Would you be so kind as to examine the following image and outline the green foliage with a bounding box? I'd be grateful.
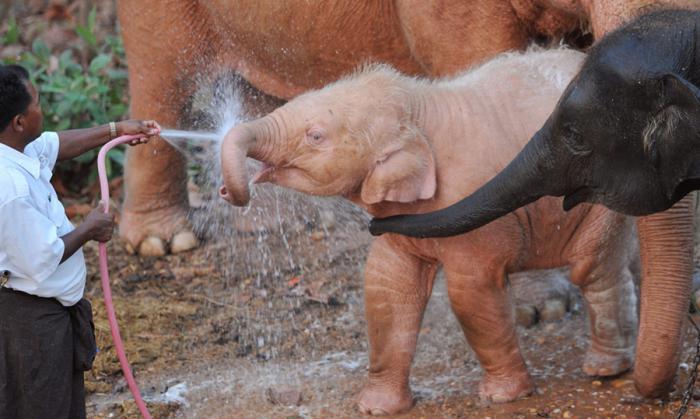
[1,8,130,187]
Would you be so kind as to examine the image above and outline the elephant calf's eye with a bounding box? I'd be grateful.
[306,130,325,145]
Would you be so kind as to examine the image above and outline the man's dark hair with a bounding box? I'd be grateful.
[0,65,31,131]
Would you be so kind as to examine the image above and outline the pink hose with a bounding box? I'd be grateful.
[97,134,152,419]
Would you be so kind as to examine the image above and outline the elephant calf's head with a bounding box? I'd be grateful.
[219,64,436,207]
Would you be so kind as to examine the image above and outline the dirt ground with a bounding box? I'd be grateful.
[75,189,700,419]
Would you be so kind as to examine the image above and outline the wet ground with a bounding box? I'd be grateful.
[78,193,700,419]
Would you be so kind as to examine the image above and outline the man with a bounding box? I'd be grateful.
[0,63,160,418]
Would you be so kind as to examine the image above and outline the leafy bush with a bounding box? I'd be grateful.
[1,9,130,188]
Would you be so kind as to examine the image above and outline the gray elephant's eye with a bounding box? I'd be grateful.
[561,129,591,156]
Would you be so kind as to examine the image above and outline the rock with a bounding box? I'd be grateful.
[540,298,567,322]
[612,378,632,389]
[266,388,302,406]
[310,231,325,241]
[509,268,574,325]
[515,304,537,327]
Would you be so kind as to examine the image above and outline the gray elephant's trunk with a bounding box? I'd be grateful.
[369,131,560,237]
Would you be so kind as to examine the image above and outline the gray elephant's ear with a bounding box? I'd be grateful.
[658,73,700,109]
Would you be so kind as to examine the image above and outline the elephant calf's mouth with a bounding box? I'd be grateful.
[252,163,276,184]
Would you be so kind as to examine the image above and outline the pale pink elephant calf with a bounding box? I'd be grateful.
[219,48,638,415]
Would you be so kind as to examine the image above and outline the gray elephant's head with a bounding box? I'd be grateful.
[369,9,700,238]
[540,67,700,215]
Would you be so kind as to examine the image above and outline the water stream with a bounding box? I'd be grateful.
[154,76,369,363]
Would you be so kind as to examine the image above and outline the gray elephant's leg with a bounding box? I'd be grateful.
[445,268,532,403]
[572,260,637,377]
[357,237,438,416]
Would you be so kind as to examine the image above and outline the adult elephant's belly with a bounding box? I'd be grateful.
[202,0,425,99]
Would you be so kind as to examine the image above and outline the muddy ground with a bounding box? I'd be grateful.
[72,187,700,419]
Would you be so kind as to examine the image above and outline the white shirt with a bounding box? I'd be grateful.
[0,132,86,306]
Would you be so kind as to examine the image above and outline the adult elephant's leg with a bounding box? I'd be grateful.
[634,194,695,397]
[117,1,216,256]
[445,267,532,403]
[358,237,438,416]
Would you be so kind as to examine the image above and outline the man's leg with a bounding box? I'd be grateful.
[0,288,77,419]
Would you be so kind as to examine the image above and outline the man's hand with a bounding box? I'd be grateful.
[117,120,162,145]
[83,202,116,242]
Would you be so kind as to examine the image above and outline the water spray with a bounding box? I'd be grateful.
[159,128,220,142]
[97,134,152,419]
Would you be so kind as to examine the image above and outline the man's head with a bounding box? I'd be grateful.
[0,65,42,148]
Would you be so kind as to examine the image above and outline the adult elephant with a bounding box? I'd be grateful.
[116,0,693,256]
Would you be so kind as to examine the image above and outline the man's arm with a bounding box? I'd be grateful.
[57,120,161,161]
[56,124,112,161]
[60,203,114,262]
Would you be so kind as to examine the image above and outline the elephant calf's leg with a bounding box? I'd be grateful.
[446,269,532,403]
[358,238,438,416]
[574,262,637,377]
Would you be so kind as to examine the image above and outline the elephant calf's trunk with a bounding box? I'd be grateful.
[219,124,258,206]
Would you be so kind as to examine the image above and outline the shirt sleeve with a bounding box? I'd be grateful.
[24,132,60,171]
[0,196,65,283]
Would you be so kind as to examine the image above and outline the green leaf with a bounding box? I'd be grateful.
[87,8,96,32]
[109,148,125,166]
[2,16,19,45]
[58,50,74,69]
[89,54,111,74]
[31,39,50,61]
[75,150,97,164]
[75,25,96,48]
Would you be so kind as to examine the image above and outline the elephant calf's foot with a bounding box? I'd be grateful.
[357,382,413,416]
[582,346,633,377]
[478,372,533,404]
[120,207,199,257]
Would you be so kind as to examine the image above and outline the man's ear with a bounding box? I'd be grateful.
[658,73,700,110]
[12,114,25,133]
[360,128,436,205]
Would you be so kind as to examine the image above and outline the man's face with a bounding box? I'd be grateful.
[22,82,42,141]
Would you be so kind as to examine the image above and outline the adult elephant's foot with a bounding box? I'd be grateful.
[478,372,533,404]
[510,268,573,327]
[582,346,633,377]
[356,382,413,416]
[120,207,199,257]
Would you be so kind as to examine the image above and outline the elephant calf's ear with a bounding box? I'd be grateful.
[360,136,436,205]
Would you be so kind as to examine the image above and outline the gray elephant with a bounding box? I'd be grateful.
[370,9,700,398]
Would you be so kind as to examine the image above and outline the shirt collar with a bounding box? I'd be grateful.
[0,142,40,179]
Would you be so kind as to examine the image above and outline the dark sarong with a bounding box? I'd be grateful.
[0,287,89,419]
